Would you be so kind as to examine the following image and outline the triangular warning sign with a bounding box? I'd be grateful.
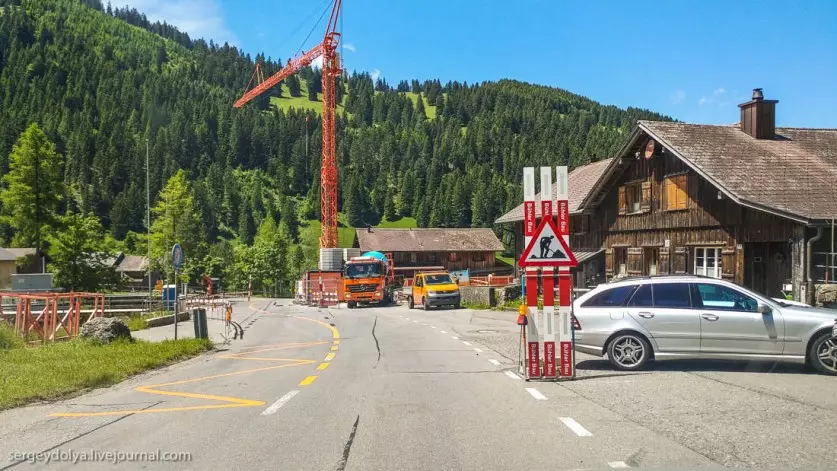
[518,217,578,267]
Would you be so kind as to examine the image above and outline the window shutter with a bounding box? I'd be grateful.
[640,181,652,213]
[627,248,643,275]
[721,248,735,279]
[673,247,688,274]
[676,175,688,209]
[658,247,670,274]
[605,248,614,277]
[618,186,627,215]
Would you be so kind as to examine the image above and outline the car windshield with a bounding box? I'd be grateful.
[425,274,453,285]
[344,263,381,279]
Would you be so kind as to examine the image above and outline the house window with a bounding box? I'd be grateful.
[472,252,485,262]
[664,174,688,210]
[619,182,648,215]
[695,247,722,278]
[410,253,417,263]
[449,253,459,262]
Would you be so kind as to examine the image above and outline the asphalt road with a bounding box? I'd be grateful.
[1,299,836,470]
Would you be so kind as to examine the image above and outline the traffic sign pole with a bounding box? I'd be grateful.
[172,244,184,341]
[556,166,574,378]
[540,167,557,378]
[522,168,539,378]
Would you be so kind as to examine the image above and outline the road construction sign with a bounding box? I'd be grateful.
[517,217,578,267]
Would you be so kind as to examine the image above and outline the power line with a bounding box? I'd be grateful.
[273,0,332,52]
[295,0,332,56]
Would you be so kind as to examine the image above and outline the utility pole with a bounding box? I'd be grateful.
[146,138,152,300]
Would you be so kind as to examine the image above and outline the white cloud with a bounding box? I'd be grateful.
[670,90,686,105]
[311,56,323,69]
[108,0,237,46]
[343,43,356,52]
[698,87,726,106]
[370,68,381,82]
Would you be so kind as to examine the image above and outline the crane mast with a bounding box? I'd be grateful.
[234,0,343,249]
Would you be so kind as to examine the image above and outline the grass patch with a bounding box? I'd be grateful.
[496,253,515,266]
[376,216,417,228]
[120,311,167,332]
[405,92,438,120]
[0,322,24,350]
[269,80,348,115]
[0,338,212,410]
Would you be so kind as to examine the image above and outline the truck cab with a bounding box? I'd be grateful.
[409,272,461,310]
[344,252,394,309]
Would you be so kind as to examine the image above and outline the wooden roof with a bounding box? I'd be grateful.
[494,158,613,223]
[356,228,503,252]
[583,121,837,223]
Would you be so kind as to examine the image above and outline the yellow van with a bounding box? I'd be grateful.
[408,272,461,310]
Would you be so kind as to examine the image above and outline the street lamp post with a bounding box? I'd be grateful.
[146,138,152,301]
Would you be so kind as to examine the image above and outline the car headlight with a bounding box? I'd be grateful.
[345,293,352,298]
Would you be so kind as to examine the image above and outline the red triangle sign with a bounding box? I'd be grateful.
[518,217,578,267]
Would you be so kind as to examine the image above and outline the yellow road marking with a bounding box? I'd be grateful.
[330,345,339,351]
[53,307,343,418]
[299,375,317,386]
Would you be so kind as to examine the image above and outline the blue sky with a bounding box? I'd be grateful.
[110,0,837,128]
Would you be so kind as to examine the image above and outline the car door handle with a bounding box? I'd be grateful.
[701,313,719,321]
[637,312,655,319]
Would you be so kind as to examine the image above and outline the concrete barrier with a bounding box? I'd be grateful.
[459,286,496,307]
[145,311,191,328]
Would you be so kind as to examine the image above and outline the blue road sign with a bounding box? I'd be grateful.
[172,243,184,270]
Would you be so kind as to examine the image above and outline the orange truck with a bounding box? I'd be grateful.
[343,251,395,309]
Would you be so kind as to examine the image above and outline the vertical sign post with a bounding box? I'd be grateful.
[555,166,574,378]
[522,168,539,378]
[540,167,557,378]
[172,243,184,341]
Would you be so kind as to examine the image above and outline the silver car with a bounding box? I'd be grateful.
[572,276,837,375]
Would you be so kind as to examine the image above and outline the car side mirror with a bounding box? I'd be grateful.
[758,302,771,315]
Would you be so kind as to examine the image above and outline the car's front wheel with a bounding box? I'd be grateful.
[607,333,651,371]
[809,331,837,376]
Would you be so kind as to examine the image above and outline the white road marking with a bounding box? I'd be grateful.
[261,390,299,416]
[504,371,521,380]
[526,388,547,400]
[431,326,437,329]
[473,348,483,353]
[440,331,447,334]
[462,341,472,346]
[413,320,418,323]
[421,323,427,326]
[451,336,459,340]
[559,417,593,437]
[608,462,630,468]
[488,359,501,366]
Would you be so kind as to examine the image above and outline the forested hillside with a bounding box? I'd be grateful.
[0,0,671,292]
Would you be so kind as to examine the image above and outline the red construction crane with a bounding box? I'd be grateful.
[234,0,342,249]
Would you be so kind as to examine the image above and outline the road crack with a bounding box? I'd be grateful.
[335,415,360,471]
[372,316,381,368]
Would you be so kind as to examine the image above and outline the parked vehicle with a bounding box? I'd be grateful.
[572,275,837,375]
[408,272,461,310]
[343,251,395,309]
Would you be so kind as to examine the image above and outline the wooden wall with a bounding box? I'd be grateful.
[390,251,496,272]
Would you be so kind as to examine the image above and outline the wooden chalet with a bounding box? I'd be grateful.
[353,228,505,280]
[498,89,837,303]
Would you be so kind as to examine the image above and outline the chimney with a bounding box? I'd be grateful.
[738,88,778,139]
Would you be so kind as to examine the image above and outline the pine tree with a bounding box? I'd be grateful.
[287,75,302,97]
[279,197,299,242]
[306,76,318,101]
[415,93,427,121]
[238,205,255,245]
[0,124,64,253]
